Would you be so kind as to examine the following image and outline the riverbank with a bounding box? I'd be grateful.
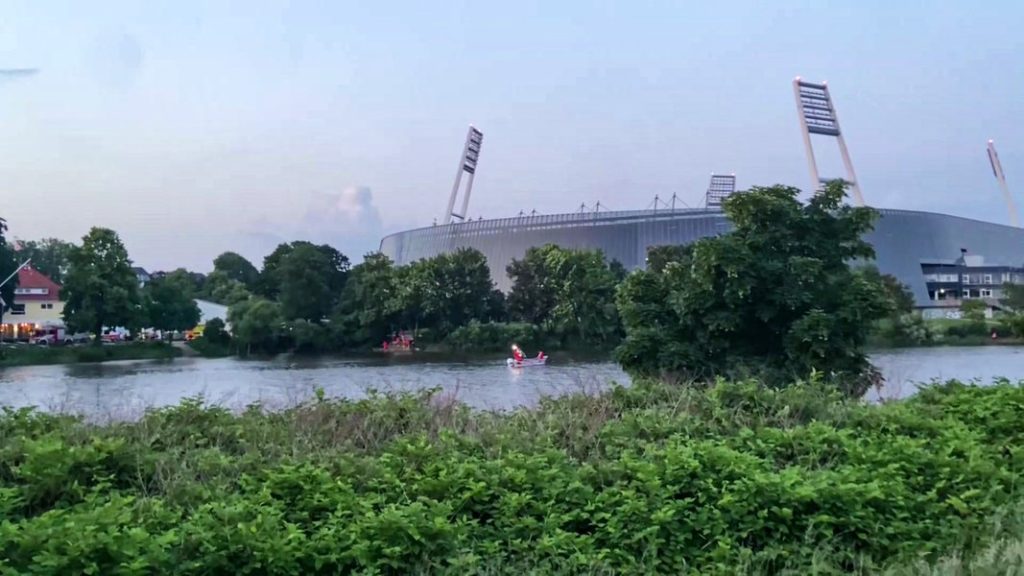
[1,378,1023,573]
[0,342,181,367]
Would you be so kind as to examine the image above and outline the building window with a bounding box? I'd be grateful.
[984,274,993,284]
[40,303,53,310]
[981,288,993,298]
[962,274,970,284]
[1003,272,1012,283]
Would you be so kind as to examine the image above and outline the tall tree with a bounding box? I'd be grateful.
[546,247,621,345]
[332,252,401,347]
[62,228,142,339]
[279,243,334,322]
[401,248,497,337]
[257,242,349,299]
[142,277,201,333]
[506,245,560,325]
[616,181,889,397]
[160,268,206,299]
[212,252,260,289]
[12,238,75,284]
[228,297,284,355]
[857,264,914,315]
[0,218,19,331]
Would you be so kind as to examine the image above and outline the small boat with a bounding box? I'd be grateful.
[506,343,547,368]
[506,356,547,368]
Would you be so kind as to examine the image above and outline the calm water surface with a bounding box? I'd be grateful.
[0,347,1021,417]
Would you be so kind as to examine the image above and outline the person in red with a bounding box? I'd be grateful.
[511,344,524,362]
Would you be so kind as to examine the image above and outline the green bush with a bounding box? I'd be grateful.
[203,318,230,346]
[2,380,1024,573]
[443,321,544,353]
[1001,313,1024,338]
[945,320,991,339]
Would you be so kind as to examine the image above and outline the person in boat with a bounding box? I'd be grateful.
[511,343,525,363]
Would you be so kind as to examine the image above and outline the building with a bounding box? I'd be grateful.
[379,78,1024,305]
[132,267,151,287]
[0,266,64,340]
[919,252,1024,319]
[380,208,1024,306]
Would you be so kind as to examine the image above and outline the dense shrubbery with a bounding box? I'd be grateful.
[2,379,1024,573]
[443,321,544,352]
[617,182,890,397]
[0,342,180,367]
[945,320,993,339]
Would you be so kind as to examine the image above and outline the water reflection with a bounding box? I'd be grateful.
[1,347,1022,418]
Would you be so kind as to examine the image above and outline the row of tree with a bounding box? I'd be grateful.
[3,181,932,398]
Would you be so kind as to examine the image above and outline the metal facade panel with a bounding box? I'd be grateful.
[380,209,1024,303]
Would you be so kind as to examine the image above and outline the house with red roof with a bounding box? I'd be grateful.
[0,266,64,340]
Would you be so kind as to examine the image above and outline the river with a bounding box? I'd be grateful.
[0,347,1022,418]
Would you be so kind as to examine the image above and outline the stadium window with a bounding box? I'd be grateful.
[984,274,993,284]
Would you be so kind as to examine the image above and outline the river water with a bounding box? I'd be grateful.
[0,347,1022,418]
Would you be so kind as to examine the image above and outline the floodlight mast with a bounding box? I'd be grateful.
[705,173,737,208]
[988,139,1019,227]
[793,77,864,206]
[443,126,484,224]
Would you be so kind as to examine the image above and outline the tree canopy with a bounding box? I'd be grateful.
[212,252,260,289]
[507,244,621,346]
[62,228,142,338]
[142,277,201,332]
[258,242,349,300]
[12,238,75,284]
[616,182,889,396]
[0,218,19,319]
[332,253,401,348]
[279,243,335,322]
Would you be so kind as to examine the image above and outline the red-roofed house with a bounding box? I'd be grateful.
[1,266,63,340]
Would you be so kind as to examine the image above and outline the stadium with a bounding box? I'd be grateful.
[380,80,1024,312]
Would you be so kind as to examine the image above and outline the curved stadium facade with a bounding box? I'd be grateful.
[380,208,1024,307]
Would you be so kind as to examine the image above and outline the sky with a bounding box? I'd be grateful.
[1,0,1021,272]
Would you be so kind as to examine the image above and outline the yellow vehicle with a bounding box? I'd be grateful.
[186,324,205,341]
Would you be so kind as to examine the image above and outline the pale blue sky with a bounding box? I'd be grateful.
[1,0,1021,271]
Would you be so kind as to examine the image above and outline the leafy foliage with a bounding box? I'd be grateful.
[212,251,260,289]
[507,244,622,346]
[397,248,500,338]
[227,297,284,354]
[142,277,201,332]
[332,252,402,348]
[444,321,544,352]
[61,228,142,338]
[257,242,349,300]
[202,317,230,346]
[617,182,890,396]
[0,217,18,319]
[11,237,75,284]
[1,380,1024,573]
[278,244,335,322]
[960,299,988,322]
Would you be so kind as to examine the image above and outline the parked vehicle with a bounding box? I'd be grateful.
[32,327,66,346]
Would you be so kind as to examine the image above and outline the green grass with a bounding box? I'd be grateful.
[2,378,1024,573]
[0,341,181,367]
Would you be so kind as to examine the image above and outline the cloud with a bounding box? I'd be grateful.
[239,187,385,263]
[302,186,383,234]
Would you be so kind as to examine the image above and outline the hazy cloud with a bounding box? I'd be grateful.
[238,187,385,264]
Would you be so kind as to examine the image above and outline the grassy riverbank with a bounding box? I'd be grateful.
[0,342,181,367]
[2,379,1024,574]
